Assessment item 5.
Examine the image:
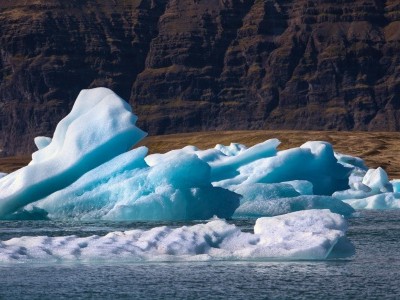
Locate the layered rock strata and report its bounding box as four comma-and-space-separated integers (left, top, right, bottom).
1, 0, 400, 155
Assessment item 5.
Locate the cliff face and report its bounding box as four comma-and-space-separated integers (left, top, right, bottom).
1, 0, 400, 155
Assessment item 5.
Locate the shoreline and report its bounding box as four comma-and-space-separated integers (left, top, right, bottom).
1, 130, 399, 178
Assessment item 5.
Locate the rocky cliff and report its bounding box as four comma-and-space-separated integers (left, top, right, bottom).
1, 0, 400, 155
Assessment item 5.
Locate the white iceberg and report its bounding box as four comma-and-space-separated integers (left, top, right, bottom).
0, 210, 353, 263
343, 193, 400, 209
333, 167, 400, 209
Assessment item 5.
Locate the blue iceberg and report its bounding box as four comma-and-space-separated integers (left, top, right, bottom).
0, 88, 146, 218
146, 141, 355, 217
30, 148, 239, 221
2, 87, 399, 220
0, 88, 239, 221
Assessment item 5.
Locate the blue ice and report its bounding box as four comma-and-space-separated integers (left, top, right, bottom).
0, 87, 398, 221
0, 88, 146, 218
30, 148, 239, 220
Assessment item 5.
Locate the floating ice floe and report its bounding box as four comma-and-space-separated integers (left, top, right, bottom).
0, 210, 353, 262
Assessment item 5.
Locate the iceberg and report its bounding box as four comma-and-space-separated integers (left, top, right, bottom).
0, 88, 146, 219
343, 193, 400, 209
1, 87, 397, 220
333, 167, 400, 209
231, 183, 353, 217
148, 141, 351, 195
28, 148, 239, 221
146, 141, 355, 217
234, 195, 355, 218
0, 210, 353, 263
0, 89, 238, 221
148, 140, 351, 196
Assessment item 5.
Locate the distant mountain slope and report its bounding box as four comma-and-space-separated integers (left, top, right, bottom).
1, 0, 400, 155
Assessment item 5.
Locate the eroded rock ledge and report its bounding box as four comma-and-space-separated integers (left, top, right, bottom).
1, 0, 400, 155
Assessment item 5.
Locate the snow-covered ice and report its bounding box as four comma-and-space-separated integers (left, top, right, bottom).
0, 210, 352, 262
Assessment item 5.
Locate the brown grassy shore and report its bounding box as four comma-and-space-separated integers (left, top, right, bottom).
1, 130, 400, 178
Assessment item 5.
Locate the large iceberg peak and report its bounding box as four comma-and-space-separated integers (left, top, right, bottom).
30, 87, 145, 164
0, 87, 146, 218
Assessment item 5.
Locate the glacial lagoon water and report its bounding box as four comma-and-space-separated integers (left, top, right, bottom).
0, 210, 399, 299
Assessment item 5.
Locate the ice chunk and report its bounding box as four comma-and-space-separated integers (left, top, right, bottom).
336, 166, 399, 210
283, 180, 314, 195
27, 150, 239, 221
253, 209, 353, 259
210, 139, 280, 181
335, 152, 368, 170
0, 210, 352, 263
343, 193, 400, 209
146, 141, 350, 197
362, 167, 393, 193
233, 195, 354, 218
34, 136, 52, 150
333, 167, 395, 208
0, 88, 146, 218
215, 143, 247, 156
234, 183, 301, 202
224, 142, 351, 195
391, 179, 400, 193
333, 188, 376, 201
126, 140, 358, 217
145, 145, 199, 166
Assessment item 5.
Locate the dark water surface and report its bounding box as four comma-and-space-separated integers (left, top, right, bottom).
0, 211, 399, 299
